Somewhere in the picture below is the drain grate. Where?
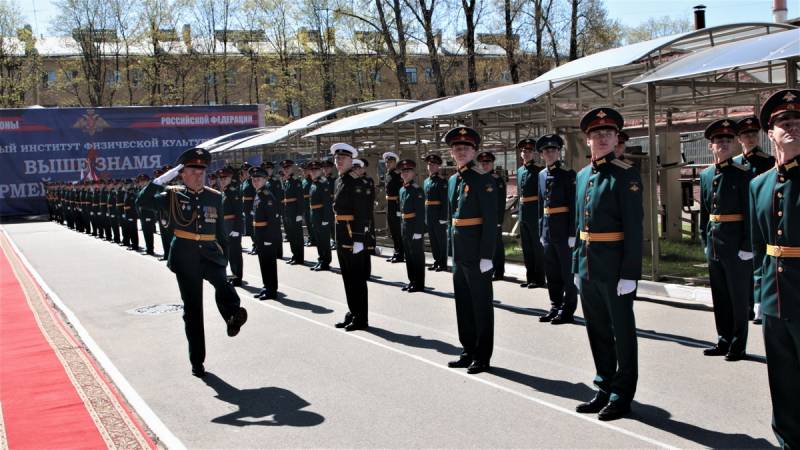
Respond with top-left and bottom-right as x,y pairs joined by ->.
127,304 -> 183,315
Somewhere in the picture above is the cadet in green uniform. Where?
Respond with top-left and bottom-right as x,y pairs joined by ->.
155,166 -> 175,261
352,159 -> 376,278
302,163 -> 315,247
383,152 -> 405,263
423,154 -> 448,272
124,178 -> 140,251
108,179 -> 122,243
309,161 -> 333,271
445,127 -> 497,375
240,163 -> 256,254
265,162 -> 284,260
537,134 -> 577,324
700,119 -> 753,361
477,151 -> 506,281
219,166 -> 243,286
281,160 -> 306,265
750,89 -> 800,449
516,139 -> 546,288
398,159 -> 426,292
331,143 -> 371,331
573,107 -> 643,421
137,148 -> 248,378
251,166 -> 281,300
138,174 -> 157,255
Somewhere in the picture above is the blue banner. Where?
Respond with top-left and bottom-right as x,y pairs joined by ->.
0,105 -> 262,217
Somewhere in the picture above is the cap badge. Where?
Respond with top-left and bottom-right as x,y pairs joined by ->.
596,110 -> 607,118
783,92 -> 797,102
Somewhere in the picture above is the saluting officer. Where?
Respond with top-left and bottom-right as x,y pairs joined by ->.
445,127 -> 498,375
477,151 -> 506,281
398,159 -> 426,292
219,166 -> 244,286
751,89 -> 800,449
139,174 -> 157,255
137,148 -> 248,378
573,107 -> 643,421
240,163 -> 256,254
265,161 -> 285,260
281,160 -> 306,265
251,166 -> 282,300
309,161 -> 333,271
423,154 -> 449,272
383,151 -> 405,263
537,134 -> 578,325
332,144 -> 371,331
700,119 -> 753,361
516,138 -> 546,288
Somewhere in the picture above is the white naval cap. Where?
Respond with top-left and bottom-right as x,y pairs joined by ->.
381,151 -> 399,161
330,143 -> 358,158
352,159 -> 365,167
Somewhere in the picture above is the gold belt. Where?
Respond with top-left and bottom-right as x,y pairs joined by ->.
304,194 -> 311,199
767,245 -> 800,258
115,203 -> 124,206
521,195 -> 539,203
174,230 -> 215,241
310,204 -> 323,209
425,200 -> 442,206
224,214 -> 236,220
253,221 -> 268,227
123,206 -> 131,210
580,231 -> 624,242
710,214 -> 744,222
386,195 -> 399,201
544,206 -> 569,215
335,214 -> 354,221
242,196 -> 254,201
453,217 -> 483,226
402,212 -> 417,219
282,197 -> 297,203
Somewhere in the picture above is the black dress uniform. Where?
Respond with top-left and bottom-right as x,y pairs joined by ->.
384,153 -> 405,263
445,127 -> 498,374
423,154 -> 449,272
309,163 -> 334,271
137,148 -> 247,377
107,181 -> 122,243
302,170 -> 315,246
139,175 -> 157,255
332,144 -> 371,331
573,108 -> 643,420
700,119 -> 753,360
240,163 -> 256,247
155,166 -> 175,261
123,181 -> 140,250
478,151 -> 506,280
281,161 -> 305,265
751,89 -> 800,449
398,160 -> 426,292
536,134 -> 578,324
221,166 -> 244,285
516,139 -> 546,287
252,167 -> 281,300
265,164 -> 284,260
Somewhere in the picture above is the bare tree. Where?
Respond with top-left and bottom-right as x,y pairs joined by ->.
625,15 -> 691,44
109,0 -> 140,105
139,0 -> 185,105
0,1 -> 38,107
301,0 -> 338,108
402,0 -> 446,96
192,0 -> 240,104
252,0 -> 301,119
460,0 -> 479,91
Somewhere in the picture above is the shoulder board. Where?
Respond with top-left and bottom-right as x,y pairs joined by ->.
166,185 -> 186,192
320,176 -> 327,182
492,173 -> 500,178
610,159 -> 633,170
754,151 -> 772,158
470,166 -> 487,175
733,163 -> 749,171
204,186 -> 221,195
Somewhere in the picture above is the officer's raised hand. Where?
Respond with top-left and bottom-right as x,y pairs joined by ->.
154,164 -> 183,185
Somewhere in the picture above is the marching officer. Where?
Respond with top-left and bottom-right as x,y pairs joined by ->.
700,119 -> 753,361
332,143 -> 371,331
251,166 -> 281,300
137,148 -> 248,378
398,159 -> 426,292
573,107 -> 643,421
281,160 -> 306,265
423,154 -> 449,272
123,178 -> 140,251
309,161 -> 333,271
240,163 -> 256,254
751,88 -> 800,449
139,174 -> 157,255
265,161 -> 285,260
383,151 -> 405,263
477,151 -> 506,281
219,166 -> 244,286
516,138 -> 546,288
445,127 -> 497,375
536,134 -> 577,324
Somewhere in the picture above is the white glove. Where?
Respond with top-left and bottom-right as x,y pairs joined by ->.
754,303 -> 761,320
353,241 -> 364,254
296,215 -> 303,222
413,233 -> 422,240
568,237 -> 576,248
322,222 -> 329,226
573,275 -> 581,290
479,259 -> 493,273
154,164 -> 183,185
438,220 -> 447,225
396,211 -> 402,217
617,279 -> 637,296
738,250 -> 754,261
540,237 -> 545,246
229,231 -> 239,237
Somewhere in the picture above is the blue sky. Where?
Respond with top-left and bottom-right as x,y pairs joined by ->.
15,0 -> 796,36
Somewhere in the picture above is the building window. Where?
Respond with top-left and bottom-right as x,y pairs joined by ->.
269,99 -> 279,113
424,67 -> 434,82
290,100 -> 301,118
405,66 -> 417,84
42,70 -> 57,88
226,68 -> 236,86
371,69 -> 381,83
206,72 -> 216,87
500,70 -> 511,82
107,70 -> 120,87
266,73 -> 278,85
65,70 -> 79,83
131,69 -> 143,87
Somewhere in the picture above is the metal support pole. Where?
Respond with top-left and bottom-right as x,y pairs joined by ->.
787,58 -> 798,87
647,83 -> 660,280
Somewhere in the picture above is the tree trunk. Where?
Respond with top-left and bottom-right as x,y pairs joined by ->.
374,0 -> 410,98
461,0 -> 477,92
503,0 -> 519,83
569,0 -> 579,61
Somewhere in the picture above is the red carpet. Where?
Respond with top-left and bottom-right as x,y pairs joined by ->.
0,232 -> 155,449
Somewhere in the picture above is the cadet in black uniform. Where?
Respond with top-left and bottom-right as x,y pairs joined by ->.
137,148 -> 248,378
331,143 -> 371,331
398,159 -> 426,292
219,166 -> 244,286
309,161 -> 333,271
445,127 -> 498,375
423,154 -> 448,272
383,151 -> 405,263
265,161 -> 284,260
123,178 -> 140,251
155,166 -> 175,261
573,108 -> 643,421
240,163 -> 256,254
251,166 -> 281,300
536,134 -> 577,324
139,174 -> 157,255
516,139 -> 546,288
477,151 -> 506,281
108,179 -> 122,244
352,159 -> 376,278
700,119 -> 753,361
281,160 -> 306,265
302,163 -> 315,247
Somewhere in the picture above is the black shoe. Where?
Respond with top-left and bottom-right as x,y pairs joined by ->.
551,313 -> 574,325
226,307 -> 248,337
335,314 -> 353,328
520,282 -> 530,288
576,392 -> 610,413
447,356 -> 472,368
159,257 -> 168,261
753,318 -> 763,325
703,345 -> 729,356
407,286 -> 424,293
230,278 -> 242,287
287,260 -> 298,265
392,258 -> 405,263
725,350 -> 746,361
316,264 -> 330,271
248,249 -> 257,255
344,321 -> 368,332
528,282 -> 544,289
492,273 -> 504,281
401,284 -> 409,291
310,263 -> 321,271
191,364 -> 206,378
254,289 -> 267,298
260,291 -> 278,300
539,310 -> 559,323
467,361 -> 490,374
428,265 -> 438,271
598,400 -> 631,421
146,250 -> 155,256
435,266 -> 446,272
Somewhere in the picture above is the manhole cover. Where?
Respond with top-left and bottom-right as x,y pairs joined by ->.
127,304 -> 184,315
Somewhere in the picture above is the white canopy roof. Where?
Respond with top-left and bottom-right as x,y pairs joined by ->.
196,127 -> 273,150
304,100 -> 436,137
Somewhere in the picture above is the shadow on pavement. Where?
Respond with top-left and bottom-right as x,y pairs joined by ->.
238,285 -> 333,315
203,373 -> 325,427
366,326 -> 461,356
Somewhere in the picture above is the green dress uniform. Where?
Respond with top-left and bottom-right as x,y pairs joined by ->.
252,168 -> 281,300
446,128 -> 498,372
491,171 -> 506,280
136,148 -> 247,376
573,108 -> 643,415
309,171 -> 334,270
240,166 -> 256,241
281,167 -> 306,265
221,170 -> 244,284
423,156 -> 449,272
398,160 -> 426,292
516,144 -> 546,287
302,173 -> 315,246
123,183 -> 140,250
266,170 -> 284,260
384,159 -> 405,262
700,120 -> 753,359
537,134 -> 578,323
750,89 -> 800,449
107,183 -> 121,243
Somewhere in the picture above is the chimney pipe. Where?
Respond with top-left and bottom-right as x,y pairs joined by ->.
693,5 -> 706,30
773,0 -> 788,23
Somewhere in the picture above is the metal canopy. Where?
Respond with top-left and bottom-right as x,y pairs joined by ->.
196,127 -> 274,150
303,99 -> 437,138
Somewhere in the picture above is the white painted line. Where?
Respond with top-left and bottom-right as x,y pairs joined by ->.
1,228 -> 186,450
